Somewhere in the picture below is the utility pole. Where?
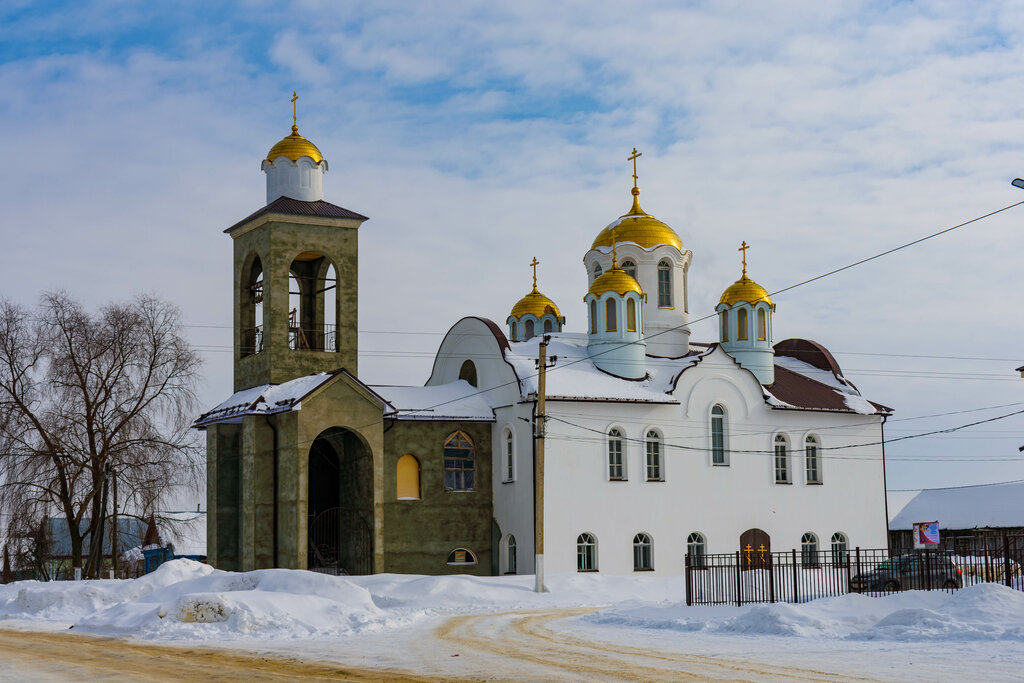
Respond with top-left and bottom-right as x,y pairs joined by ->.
111,470 -> 118,578
535,336 -> 556,593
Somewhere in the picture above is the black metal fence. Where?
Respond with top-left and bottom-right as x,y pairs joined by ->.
685,533 -> 1024,606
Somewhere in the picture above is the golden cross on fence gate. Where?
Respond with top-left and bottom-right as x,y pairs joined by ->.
628,147 -> 642,189
744,544 -> 753,569
758,544 -> 767,563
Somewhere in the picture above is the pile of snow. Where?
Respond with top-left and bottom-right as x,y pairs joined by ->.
584,583 -> 1024,641
2,561 -> 1023,644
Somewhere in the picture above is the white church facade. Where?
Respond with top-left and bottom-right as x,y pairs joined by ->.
199,105 -> 891,577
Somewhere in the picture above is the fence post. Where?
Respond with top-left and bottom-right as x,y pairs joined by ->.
735,550 -> 742,607
845,549 -> 852,593
923,549 -> 932,591
792,548 -> 799,604
1004,531 -> 1012,588
985,540 -> 992,583
768,553 -> 775,603
684,553 -> 692,606
855,547 -> 862,593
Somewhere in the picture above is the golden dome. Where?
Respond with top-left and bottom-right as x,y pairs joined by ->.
720,275 -> 774,308
591,188 -> 683,251
510,288 -> 562,320
587,265 -> 644,299
266,125 -> 324,164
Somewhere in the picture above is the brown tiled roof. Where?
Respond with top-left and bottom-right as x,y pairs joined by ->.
768,365 -> 891,415
225,196 -> 368,233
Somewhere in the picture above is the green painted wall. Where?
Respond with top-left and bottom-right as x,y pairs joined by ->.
381,420 -> 494,575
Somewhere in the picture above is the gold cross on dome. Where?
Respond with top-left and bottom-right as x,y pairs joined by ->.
530,256 -> 539,290
291,91 -> 299,130
628,147 -> 642,189
739,241 -> 750,277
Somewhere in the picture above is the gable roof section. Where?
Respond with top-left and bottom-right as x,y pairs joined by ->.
889,482 -> 1024,530
225,196 -> 368,234
193,369 -> 393,428
766,365 -> 889,415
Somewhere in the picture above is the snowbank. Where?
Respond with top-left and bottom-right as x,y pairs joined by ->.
584,583 -> 1024,641
1,561 -> 1023,645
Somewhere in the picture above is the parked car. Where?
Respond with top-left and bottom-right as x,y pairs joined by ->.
850,553 -> 963,592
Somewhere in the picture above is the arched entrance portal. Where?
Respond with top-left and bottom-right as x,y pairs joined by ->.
739,528 -> 771,570
307,427 -> 373,574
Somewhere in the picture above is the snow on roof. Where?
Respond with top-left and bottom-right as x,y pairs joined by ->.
194,372 -> 336,426
889,481 -> 1024,530
768,356 -> 886,415
370,381 -> 495,421
504,333 -> 704,402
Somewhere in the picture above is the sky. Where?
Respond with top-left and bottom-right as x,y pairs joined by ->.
0,0 -> 1022,496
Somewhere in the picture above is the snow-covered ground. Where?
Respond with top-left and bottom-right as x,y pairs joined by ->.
1,560 -> 1023,679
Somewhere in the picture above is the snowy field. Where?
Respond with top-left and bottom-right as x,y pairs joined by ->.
1,560 -> 1023,680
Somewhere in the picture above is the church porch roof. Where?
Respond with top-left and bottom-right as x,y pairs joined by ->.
225,196 -> 368,234
369,381 -> 495,421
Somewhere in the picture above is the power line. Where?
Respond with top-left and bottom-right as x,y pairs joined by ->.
887,478 -> 1024,493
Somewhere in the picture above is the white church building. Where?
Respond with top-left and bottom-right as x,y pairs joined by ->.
201,107 -> 892,577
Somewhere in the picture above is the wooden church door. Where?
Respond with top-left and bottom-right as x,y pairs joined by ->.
739,528 -> 771,570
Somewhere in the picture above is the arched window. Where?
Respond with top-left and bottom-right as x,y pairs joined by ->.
805,435 -> 820,484
687,532 -> 706,569
657,260 -> 672,307
577,533 -> 597,571
443,431 -> 475,491
626,298 -> 637,332
287,252 -> 340,353
711,405 -> 726,465
831,532 -> 848,566
645,430 -> 662,481
774,434 -> 789,483
589,299 -> 597,334
737,307 -> 748,341
506,535 -> 517,574
621,259 -> 636,279
605,298 -> 617,332
446,547 -> 478,566
608,428 -> 624,480
524,319 -> 535,340
543,319 -> 553,333
633,533 -> 653,571
592,263 -> 603,281
720,311 -> 729,343
459,359 -> 478,387
503,427 -> 514,482
396,454 -> 420,500
510,320 -> 518,340
757,308 -> 767,341
242,256 -> 264,356
801,532 -> 819,566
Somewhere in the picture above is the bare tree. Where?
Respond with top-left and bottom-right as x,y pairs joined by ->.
0,292 -> 202,578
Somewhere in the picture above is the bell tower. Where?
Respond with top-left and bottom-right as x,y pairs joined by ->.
226,94 -> 368,392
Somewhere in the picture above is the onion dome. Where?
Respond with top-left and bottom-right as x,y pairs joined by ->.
720,242 -> 774,308
267,124 -> 324,164
720,276 -> 774,308
587,266 -> 644,298
591,187 -> 683,251
511,287 -> 562,320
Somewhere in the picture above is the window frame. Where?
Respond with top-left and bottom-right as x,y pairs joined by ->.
620,259 -> 637,280
577,533 -> 598,572
506,535 -> 518,575
626,297 -> 637,332
446,547 -> 478,566
774,433 -> 790,484
657,260 -> 672,308
805,434 -> 821,484
687,532 -> 706,569
711,404 -> 727,466
502,426 -> 515,483
757,307 -> 767,341
605,297 -> 617,332
443,430 -> 476,492
589,299 -> 597,334
830,532 -> 848,566
396,453 -> 421,500
737,306 -> 748,341
645,429 -> 663,481
607,428 -> 625,481
720,310 -> 729,342
801,532 -> 819,567
632,532 -> 653,571
524,318 -> 535,340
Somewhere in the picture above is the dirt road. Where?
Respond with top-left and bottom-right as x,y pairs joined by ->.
0,609 -> 877,682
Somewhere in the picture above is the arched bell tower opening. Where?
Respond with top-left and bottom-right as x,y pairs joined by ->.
307,427 -> 374,575
288,251 -> 340,352
240,254 -> 264,356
